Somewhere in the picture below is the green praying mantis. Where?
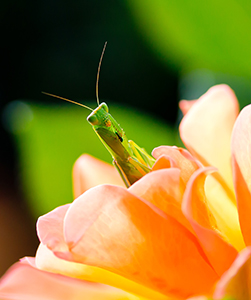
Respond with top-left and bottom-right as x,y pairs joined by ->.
43,43 -> 155,187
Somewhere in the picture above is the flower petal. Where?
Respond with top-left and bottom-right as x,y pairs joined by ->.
186,297 -> 208,300
152,146 -> 201,184
129,169 -> 193,234
0,260 -> 140,300
179,84 -> 239,195
182,167 -> 238,276
151,154 -> 177,170
73,154 -> 124,198
179,100 -> 197,115
36,244 -> 168,300
37,204 -> 70,253
40,185 -> 218,298
204,174 -> 245,251
231,104 -> 251,246
213,247 -> 251,300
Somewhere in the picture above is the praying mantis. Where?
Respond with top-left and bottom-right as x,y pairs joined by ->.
43,43 -> 155,187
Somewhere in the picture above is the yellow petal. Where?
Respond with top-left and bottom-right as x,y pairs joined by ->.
182,167 -> 238,276
231,104 -> 251,246
36,244 -> 168,300
205,174 -> 245,251
0,260 -> 141,300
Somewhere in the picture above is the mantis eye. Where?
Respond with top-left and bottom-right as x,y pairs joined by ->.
87,113 -> 99,125
100,102 -> 109,112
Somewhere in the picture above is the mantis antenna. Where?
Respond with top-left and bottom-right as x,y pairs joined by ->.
41,92 -> 93,111
43,42 -> 108,109
96,41 -> 107,106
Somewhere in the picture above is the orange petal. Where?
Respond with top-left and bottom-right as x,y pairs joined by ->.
73,154 -> 124,198
152,146 -> 201,184
152,154 -> 177,170
186,297 -> 208,300
0,260 -> 139,300
231,104 -> 251,246
179,84 -> 239,195
213,247 -> 251,299
38,185 -> 218,298
129,169 -> 193,234
182,167 -> 238,276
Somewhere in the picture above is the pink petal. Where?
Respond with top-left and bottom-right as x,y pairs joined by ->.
152,146 -> 201,184
179,100 -> 197,115
231,104 -> 251,246
48,185 -> 218,298
37,204 -> 70,253
73,154 -> 124,198
213,247 -> 251,299
182,167 -> 238,276
180,84 -> 239,195
0,261 -> 137,300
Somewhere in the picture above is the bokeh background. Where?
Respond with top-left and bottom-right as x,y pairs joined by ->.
1,0 -> 251,276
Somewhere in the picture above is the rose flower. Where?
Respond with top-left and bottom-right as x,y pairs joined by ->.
0,84 -> 251,299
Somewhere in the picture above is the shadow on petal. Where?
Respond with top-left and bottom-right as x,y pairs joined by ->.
182,167 -> 238,276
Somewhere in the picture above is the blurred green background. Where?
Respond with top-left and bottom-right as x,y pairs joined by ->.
3,101 -> 175,217
127,0 -> 251,103
1,0 -> 251,276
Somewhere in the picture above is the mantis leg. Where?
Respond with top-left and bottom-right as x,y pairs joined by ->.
128,140 -> 155,168
113,159 -> 131,188
113,155 -> 152,187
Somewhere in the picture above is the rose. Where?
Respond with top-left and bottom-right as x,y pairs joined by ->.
1,84 -> 251,299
